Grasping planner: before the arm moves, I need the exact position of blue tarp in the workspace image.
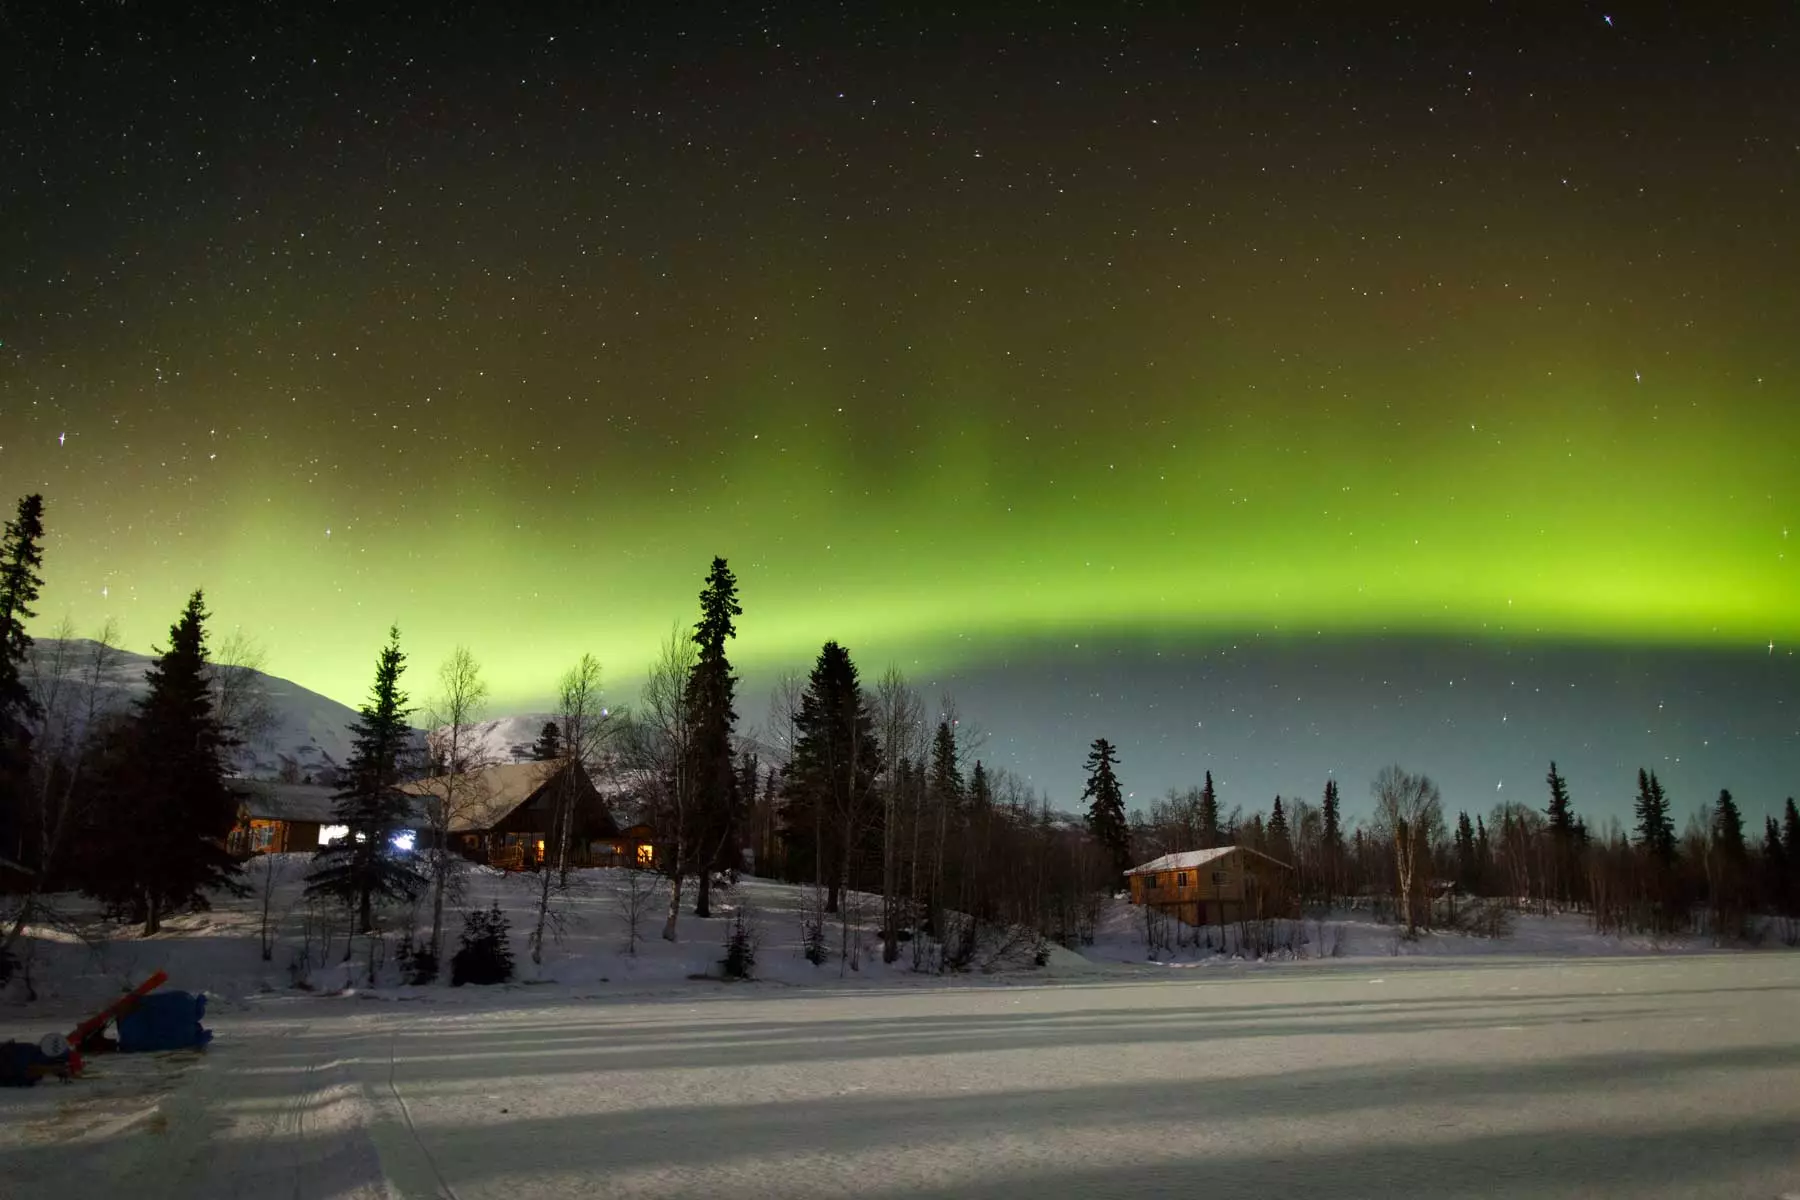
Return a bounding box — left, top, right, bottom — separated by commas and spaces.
116, 990, 213, 1053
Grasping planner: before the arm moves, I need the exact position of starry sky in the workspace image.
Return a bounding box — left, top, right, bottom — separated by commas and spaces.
3, 4, 1795, 823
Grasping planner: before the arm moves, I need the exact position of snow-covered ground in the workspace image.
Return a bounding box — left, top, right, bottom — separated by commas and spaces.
4, 953, 1798, 1198
5, 867, 1798, 1196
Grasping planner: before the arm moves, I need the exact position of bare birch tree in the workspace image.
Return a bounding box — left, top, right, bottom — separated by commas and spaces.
421, 646, 491, 977
531, 652, 608, 966
872, 666, 923, 964
628, 628, 697, 942
207, 629, 279, 758
1372, 765, 1443, 935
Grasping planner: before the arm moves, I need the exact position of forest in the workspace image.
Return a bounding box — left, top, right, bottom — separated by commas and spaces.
2, 489, 1797, 993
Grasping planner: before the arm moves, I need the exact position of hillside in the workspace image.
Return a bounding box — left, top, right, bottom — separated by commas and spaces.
27, 638, 359, 780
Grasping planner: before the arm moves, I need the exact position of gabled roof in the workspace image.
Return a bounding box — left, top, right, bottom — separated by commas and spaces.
396, 761, 619, 835
396, 762, 553, 832
239, 783, 339, 825
1126, 844, 1293, 875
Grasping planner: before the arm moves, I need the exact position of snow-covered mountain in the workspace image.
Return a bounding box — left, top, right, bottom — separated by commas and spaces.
455, 713, 562, 764
26, 639, 358, 781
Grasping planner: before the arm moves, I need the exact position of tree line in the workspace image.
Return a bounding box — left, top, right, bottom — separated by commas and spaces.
1126, 756, 1800, 941
3, 488, 1794, 991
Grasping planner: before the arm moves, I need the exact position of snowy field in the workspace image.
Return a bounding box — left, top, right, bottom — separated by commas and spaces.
4, 952, 1798, 1199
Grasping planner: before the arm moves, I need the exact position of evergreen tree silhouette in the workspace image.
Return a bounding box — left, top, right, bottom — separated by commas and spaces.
1197, 771, 1220, 849
308, 627, 425, 933
83, 591, 242, 934
786, 641, 880, 913
1267, 796, 1292, 863
0, 495, 45, 869
685, 557, 742, 917
531, 721, 561, 762
1081, 738, 1130, 882
1633, 768, 1677, 866
1320, 778, 1342, 852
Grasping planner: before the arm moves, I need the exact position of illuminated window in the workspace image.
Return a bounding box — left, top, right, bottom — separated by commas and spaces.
636, 842, 655, 866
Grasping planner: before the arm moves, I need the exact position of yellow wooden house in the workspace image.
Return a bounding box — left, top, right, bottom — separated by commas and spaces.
1126, 845, 1294, 926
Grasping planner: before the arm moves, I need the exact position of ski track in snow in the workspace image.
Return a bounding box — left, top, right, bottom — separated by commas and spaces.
4, 953, 1799, 1199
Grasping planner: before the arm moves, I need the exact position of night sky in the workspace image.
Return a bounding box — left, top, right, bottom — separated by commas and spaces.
3, 5, 1795, 822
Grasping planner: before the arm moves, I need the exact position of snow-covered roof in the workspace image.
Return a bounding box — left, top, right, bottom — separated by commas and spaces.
1126, 844, 1294, 875
239, 783, 339, 825
397, 761, 619, 835
1125, 846, 1238, 876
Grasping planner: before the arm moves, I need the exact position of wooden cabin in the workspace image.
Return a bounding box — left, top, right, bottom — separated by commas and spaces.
1126, 845, 1294, 925
399, 761, 644, 871
228, 783, 339, 856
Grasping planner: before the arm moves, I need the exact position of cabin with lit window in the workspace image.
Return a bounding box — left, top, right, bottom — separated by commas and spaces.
1126, 845, 1294, 925
228, 783, 338, 856
399, 761, 651, 872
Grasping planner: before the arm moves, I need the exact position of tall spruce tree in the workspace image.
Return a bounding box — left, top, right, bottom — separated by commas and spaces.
1544, 761, 1576, 905
308, 627, 425, 933
1454, 810, 1480, 893
0, 494, 46, 868
785, 641, 880, 913
83, 591, 242, 934
1765, 816, 1791, 916
1712, 789, 1747, 862
1320, 778, 1342, 851
1267, 797, 1292, 863
1786, 799, 1800, 914
929, 721, 964, 812
1319, 777, 1343, 900
685, 557, 742, 918
531, 721, 561, 762
1545, 762, 1574, 837
1197, 771, 1221, 849
1081, 738, 1130, 883
1633, 768, 1677, 866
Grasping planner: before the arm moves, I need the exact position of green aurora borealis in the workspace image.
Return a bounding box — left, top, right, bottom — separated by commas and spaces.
2, 6, 1795, 807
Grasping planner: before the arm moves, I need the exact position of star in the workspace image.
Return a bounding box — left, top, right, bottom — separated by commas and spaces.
57, 431, 66, 447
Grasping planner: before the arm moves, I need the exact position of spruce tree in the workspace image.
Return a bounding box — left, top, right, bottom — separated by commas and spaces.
969, 760, 992, 812
531, 721, 561, 762
785, 641, 880, 913
1267, 796, 1292, 863
1474, 814, 1492, 890
1712, 789, 1746, 862
83, 591, 242, 934
1764, 817, 1790, 916
1633, 768, 1677, 866
1081, 738, 1130, 883
685, 557, 742, 918
1545, 762, 1574, 837
1544, 761, 1575, 905
1454, 810, 1479, 893
1320, 778, 1342, 852
308, 627, 425, 933
0, 494, 45, 868
929, 721, 964, 813
1786, 799, 1800, 915
1197, 771, 1220, 849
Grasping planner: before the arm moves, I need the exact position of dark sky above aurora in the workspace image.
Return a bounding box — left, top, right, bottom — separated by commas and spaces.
2, 4, 1795, 824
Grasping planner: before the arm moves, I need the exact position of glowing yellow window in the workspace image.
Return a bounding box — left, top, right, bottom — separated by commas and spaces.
636, 843, 655, 866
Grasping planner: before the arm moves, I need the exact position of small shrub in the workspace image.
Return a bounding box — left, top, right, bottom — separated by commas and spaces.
801, 914, 828, 965
397, 934, 439, 986
721, 909, 756, 980
451, 903, 514, 986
